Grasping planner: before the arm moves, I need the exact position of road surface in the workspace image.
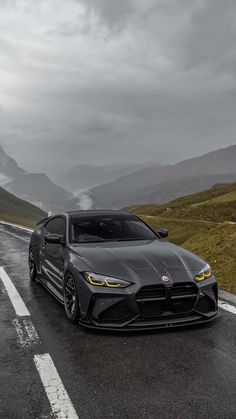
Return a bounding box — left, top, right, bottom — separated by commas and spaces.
0, 222, 235, 419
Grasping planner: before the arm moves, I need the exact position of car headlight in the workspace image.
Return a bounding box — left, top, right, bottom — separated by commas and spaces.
195, 264, 212, 281
84, 272, 131, 288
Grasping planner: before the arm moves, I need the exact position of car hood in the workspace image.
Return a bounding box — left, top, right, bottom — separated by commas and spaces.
70, 239, 206, 285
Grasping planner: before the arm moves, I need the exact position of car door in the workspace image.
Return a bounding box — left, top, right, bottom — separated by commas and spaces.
40, 216, 66, 294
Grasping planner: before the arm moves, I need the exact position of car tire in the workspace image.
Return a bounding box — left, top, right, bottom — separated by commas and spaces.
63, 272, 80, 323
29, 248, 37, 281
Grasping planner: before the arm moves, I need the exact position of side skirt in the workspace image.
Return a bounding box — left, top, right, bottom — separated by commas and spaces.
36, 276, 64, 305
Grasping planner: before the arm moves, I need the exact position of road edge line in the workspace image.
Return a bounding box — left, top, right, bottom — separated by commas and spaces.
218, 290, 236, 305
34, 353, 79, 419
0, 267, 30, 316
0, 220, 33, 232
218, 300, 236, 315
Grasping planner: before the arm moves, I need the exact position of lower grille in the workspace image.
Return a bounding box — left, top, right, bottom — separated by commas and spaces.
136, 282, 199, 319
170, 283, 197, 297
138, 300, 165, 318
99, 300, 133, 323
136, 285, 166, 300
136, 285, 166, 318
195, 286, 217, 313
169, 283, 198, 313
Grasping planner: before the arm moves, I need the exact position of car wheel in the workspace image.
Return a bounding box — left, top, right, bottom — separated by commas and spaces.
29, 248, 37, 281
63, 272, 80, 323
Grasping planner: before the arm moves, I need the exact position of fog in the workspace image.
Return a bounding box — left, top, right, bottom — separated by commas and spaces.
0, 0, 236, 177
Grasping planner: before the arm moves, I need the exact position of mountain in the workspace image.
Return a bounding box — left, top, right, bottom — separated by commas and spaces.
123, 173, 236, 208
0, 145, 25, 184
0, 186, 46, 227
59, 163, 152, 193
0, 145, 79, 212
4, 173, 79, 212
126, 182, 236, 294
90, 144, 236, 208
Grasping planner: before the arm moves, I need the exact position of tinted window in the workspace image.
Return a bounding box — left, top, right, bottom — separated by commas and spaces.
45, 217, 66, 236
69, 215, 156, 243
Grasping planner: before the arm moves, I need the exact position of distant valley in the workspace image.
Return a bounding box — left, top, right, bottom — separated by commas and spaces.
0, 145, 153, 212
0, 145, 78, 212
1, 144, 236, 214
59, 163, 152, 193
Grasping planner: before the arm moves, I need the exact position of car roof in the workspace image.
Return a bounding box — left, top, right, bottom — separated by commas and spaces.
64, 210, 135, 218
36, 210, 137, 226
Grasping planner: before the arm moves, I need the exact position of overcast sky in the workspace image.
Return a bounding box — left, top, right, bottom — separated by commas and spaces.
0, 0, 235, 176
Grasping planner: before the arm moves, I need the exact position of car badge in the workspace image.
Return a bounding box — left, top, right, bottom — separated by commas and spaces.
162, 275, 170, 282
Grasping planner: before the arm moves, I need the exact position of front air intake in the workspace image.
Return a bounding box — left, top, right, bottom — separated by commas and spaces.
169, 283, 198, 313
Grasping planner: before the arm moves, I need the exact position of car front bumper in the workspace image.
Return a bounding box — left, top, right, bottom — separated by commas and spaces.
79, 276, 218, 331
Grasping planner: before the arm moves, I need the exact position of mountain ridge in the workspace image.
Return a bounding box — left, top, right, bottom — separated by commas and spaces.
60, 162, 154, 192
0, 145, 78, 212
0, 145, 25, 182
90, 144, 236, 209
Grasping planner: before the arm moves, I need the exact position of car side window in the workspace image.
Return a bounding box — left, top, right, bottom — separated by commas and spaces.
45, 217, 66, 237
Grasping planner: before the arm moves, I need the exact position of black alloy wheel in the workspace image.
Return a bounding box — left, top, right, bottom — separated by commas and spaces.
64, 272, 80, 323
29, 248, 37, 281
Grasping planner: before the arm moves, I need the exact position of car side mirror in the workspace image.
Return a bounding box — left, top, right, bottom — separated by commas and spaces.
45, 233, 65, 245
157, 228, 168, 239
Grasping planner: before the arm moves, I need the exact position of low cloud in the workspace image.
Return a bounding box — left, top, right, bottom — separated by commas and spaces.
0, 0, 235, 176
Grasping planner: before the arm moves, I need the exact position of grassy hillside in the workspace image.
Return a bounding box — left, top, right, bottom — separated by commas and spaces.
127, 182, 236, 294
0, 186, 46, 228
128, 182, 236, 222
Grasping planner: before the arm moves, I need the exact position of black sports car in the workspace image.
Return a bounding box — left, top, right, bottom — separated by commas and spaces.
29, 210, 218, 330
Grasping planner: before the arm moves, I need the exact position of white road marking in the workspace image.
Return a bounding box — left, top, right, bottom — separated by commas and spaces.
13, 318, 40, 348
12, 319, 25, 346
218, 300, 236, 315
0, 220, 33, 232
24, 319, 40, 342
0, 267, 30, 316
0, 226, 29, 243
34, 353, 79, 419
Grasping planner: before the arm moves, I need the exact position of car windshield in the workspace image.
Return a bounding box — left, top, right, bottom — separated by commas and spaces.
69, 215, 157, 243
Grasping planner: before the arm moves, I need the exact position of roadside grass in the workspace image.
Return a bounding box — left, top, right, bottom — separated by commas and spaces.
0, 213, 36, 229
127, 182, 236, 294
142, 215, 236, 294
182, 223, 236, 294
210, 190, 236, 203
142, 216, 215, 245
160, 201, 236, 223
0, 187, 46, 225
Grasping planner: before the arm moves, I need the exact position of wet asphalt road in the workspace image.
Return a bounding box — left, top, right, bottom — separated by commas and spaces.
0, 223, 236, 419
